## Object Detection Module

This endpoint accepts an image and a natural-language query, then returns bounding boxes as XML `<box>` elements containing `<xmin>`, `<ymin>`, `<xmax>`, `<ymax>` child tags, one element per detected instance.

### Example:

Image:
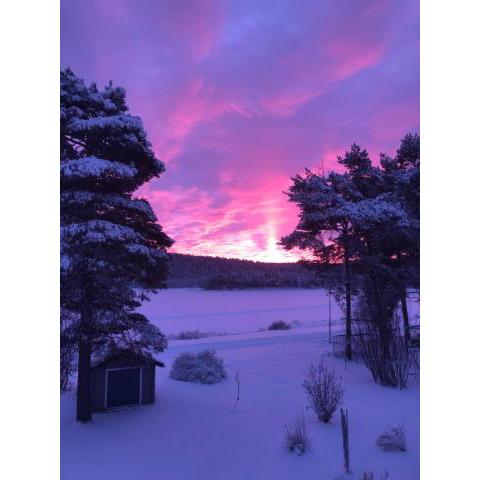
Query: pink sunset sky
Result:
<box><xmin>61</xmin><ymin>0</ymin><xmax>419</xmax><ymax>262</ymax></box>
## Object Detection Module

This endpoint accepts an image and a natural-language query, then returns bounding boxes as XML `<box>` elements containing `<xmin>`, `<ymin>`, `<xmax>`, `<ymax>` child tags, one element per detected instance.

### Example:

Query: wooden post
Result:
<box><xmin>341</xmin><ymin>408</ymin><xmax>350</xmax><ymax>473</ymax></box>
<box><xmin>234</xmin><ymin>370</ymin><xmax>241</xmax><ymax>408</ymax></box>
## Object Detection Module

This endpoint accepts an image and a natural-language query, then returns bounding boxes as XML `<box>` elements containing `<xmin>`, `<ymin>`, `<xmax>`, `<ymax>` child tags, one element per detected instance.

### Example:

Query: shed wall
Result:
<box><xmin>142</xmin><ymin>362</ymin><xmax>156</xmax><ymax>404</ymax></box>
<box><xmin>90</xmin><ymin>368</ymin><xmax>107</xmax><ymax>412</ymax></box>
<box><xmin>90</xmin><ymin>355</ymin><xmax>157</xmax><ymax>412</ymax></box>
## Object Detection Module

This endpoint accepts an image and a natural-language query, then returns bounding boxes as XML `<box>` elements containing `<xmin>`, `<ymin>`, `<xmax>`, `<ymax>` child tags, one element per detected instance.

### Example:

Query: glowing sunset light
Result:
<box><xmin>61</xmin><ymin>0</ymin><xmax>419</xmax><ymax>262</ymax></box>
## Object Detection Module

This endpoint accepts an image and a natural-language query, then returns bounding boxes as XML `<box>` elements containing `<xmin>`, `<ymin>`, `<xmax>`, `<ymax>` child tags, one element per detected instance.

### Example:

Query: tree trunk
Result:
<box><xmin>76</xmin><ymin>337</ymin><xmax>92</xmax><ymax>422</ymax></box>
<box><xmin>344</xmin><ymin>254</ymin><xmax>352</xmax><ymax>360</ymax></box>
<box><xmin>400</xmin><ymin>290</ymin><xmax>410</xmax><ymax>345</ymax></box>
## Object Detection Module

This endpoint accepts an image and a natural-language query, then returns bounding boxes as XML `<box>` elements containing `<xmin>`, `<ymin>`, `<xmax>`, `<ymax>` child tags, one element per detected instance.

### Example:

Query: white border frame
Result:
<box><xmin>104</xmin><ymin>366</ymin><xmax>143</xmax><ymax>409</ymax></box>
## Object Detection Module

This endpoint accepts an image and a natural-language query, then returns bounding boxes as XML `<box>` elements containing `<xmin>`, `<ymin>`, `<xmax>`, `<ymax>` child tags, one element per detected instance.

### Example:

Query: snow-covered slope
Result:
<box><xmin>137</xmin><ymin>288</ymin><xmax>419</xmax><ymax>336</ymax></box>
<box><xmin>61</xmin><ymin>327</ymin><xmax>419</xmax><ymax>479</ymax></box>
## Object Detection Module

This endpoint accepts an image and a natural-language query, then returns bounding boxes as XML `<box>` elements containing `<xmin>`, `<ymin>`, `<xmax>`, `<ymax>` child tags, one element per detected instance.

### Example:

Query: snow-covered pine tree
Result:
<box><xmin>280</xmin><ymin>144</ymin><xmax>412</xmax><ymax>358</ymax></box>
<box><xmin>60</xmin><ymin>69</ymin><xmax>173</xmax><ymax>422</ymax></box>
<box><xmin>379</xmin><ymin>133</ymin><xmax>420</xmax><ymax>340</ymax></box>
<box><xmin>279</xmin><ymin>164</ymin><xmax>362</xmax><ymax>359</ymax></box>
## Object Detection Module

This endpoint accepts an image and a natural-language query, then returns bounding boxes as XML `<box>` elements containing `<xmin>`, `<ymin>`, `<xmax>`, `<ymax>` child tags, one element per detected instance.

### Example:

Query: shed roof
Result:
<box><xmin>91</xmin><ymin>349</ymin><xmax>165</xmax><ymax>369</ymax></box>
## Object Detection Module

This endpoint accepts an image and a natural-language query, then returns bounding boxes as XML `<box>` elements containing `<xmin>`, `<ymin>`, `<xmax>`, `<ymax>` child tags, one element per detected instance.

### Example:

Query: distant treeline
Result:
<box><xmin>167</xmin><ymin>253</ymin><xmax>327</xmax><ymax>289</ymax></box>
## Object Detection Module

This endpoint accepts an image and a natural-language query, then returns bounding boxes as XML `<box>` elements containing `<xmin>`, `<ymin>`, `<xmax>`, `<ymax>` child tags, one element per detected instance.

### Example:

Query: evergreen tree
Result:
<box><xmin>279</xmin><ymin>159</ymin><xmax>362</xmax><ymax>359</ymax></box>
<box><xmin>379</xmin><ymin>133</ymin><xmax>420</xmax><ymax>340</ymax></box>
<box><xmin>280</xmin><ymin>142</ymin><xmax>415</xmax><ymax>357</ymax></box>
<box><xmin>60</xmin><ymin>69</ymin><xmax>173</xmax><ymax>422</ymax></box>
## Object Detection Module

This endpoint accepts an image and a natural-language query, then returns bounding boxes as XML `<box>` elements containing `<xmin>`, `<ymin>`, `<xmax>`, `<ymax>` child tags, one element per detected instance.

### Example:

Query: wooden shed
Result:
<box><xmin>90</xmin><ymin>349</ymin><xmax>164</xmax><ymax>412</ymax></box>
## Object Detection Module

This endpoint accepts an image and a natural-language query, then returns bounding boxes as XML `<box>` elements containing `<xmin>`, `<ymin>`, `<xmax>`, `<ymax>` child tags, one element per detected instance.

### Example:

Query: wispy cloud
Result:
<box><xmin>62</xmin><ymin>0</ymin><xmax>419</xmax><ymax>261</ymax></box>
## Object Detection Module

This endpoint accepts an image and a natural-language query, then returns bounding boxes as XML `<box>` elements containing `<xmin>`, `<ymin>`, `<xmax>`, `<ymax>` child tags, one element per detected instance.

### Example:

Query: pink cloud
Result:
<box><xmin>62</xmin><ymin>0</ymin><xmax>419</xmax><ymax>261</ymax></box>
<box><xmin>138</xmin><ymin>175</ymin><xmax>302</xmax><ymax>262</ymax></box>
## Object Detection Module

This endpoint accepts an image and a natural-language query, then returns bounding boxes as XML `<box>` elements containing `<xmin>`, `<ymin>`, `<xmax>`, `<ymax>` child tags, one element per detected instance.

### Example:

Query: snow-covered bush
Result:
<box><xmin>170</xmin><ymin>350</ymin><xmax>227</xmax><ymax>384</ymax></box>
<box><xmin>176</xmin><ymin>330</ymin><xmax>207</xmax><ymax>340</ymax></box>
<box><xmin>376</xmin><ymin>425</ymin><xmax>407</xmax><ymax>452</ymax></box>
<box><xmin>303</xmin><ymin>359</ymin><xmax>344</xmax><ymax>423</ymax></box>
<box><xmin>169</xmin><ymin>331</ymin><xmax>227</xmax><ymax>341</ymax></box>
<box><xmin>334</xmin><ymin>471</ymin><xmax>389</xmax><ymax>480</ymax></box>
<box><xmin>284</xmin><ymin>414</ymin><xmax>311</xmax><ymax>455</ymax></box>
<box><xmin>267</xmin><ymin>321</ymin><xmax>291</xmax><ymax>331</ymax></box>
<box><xmin>358</xmin><ymin>471</ymin><xmax>389</xmax><ymax>480</ymax></box>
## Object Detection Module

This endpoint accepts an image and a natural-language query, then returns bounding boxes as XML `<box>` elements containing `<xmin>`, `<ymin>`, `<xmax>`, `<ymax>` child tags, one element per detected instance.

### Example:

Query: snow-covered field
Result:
<box><xmin>61</xmin><ymin>325</ymin><xmax>419</xmax><ymax>479</ymax></box>
<box><xmin>137</xmin><ymin>288</ymin><xmax>420</xmax><ymax>336</ymax></box>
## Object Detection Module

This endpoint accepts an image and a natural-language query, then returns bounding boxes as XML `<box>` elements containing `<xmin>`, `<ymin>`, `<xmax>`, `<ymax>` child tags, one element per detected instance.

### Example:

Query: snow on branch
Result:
<box><xmin>68</xmin><ymin>114</ymin><xmax>143</xmax><ymax>134</ymax></box>
<box><xmin>61</xmin><ymin>220</ymin><xmax>168</xmax><ymax>265</ymax></box>
<box><xmin>61</xmin><ymin>220</ymin><xmax>144</xmax><ymax>245</ymax></box>
<box><xmin>339</xmin><ymin>197</ymin><xmax>410</xmax><ymax>227</ymax></box>
<box><xmin>61</xmin><ymin>191</ymin><xmax>156</xmax><ymax>221</ymax></box>
<box><xmin>125</xmin><ymin>243</ymin><xmax>168</xmax><ymax>263</ymax></box>
<box><xmin>61</xmin><ymin>156</ymin><xmax>137</xmax><ymax>179</ymax></box>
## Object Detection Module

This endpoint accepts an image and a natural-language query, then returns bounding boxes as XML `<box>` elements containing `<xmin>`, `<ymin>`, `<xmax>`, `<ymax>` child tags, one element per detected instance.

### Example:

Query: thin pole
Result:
<box><xmin>328</xmin><ymin>290</ymin><xmax>332</xmax><ymax>343</ymax></box>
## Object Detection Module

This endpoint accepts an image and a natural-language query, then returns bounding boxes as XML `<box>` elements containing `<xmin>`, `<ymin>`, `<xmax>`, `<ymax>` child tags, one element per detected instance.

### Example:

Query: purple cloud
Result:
<box><xmin>61</xmin><ymin>0</ymin><xmax>419</xmax><ymax>261</ymax></box>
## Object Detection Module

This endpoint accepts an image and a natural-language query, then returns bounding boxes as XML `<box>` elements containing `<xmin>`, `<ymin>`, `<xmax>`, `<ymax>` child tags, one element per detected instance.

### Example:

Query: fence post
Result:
<box><xmin>341</xmin><ymin>408</ymin><xmax>350</xmax><ymax>473</ymax></box>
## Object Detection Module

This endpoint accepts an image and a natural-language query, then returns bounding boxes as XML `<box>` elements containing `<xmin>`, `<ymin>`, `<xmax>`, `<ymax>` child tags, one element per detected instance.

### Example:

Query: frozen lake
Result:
<box><xmin>138</xmin><ymin>288</ymin><xmax>420</xmax><ymax>336</ymax></box>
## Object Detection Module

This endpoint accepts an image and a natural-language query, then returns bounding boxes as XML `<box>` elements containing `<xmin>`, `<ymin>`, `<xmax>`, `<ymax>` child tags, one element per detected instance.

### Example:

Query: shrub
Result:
<box><xmin>176</xmin><ymin>330</ymin><xmax>206</xmax><ymax>340</ymax></box>
<box><xmin>334</xmin><ymin>471</ymin><xmax>389</xmax><ymax>480</ymax></box>
<box><xmin>60</xmin><ymin>341</ymin><xmax>75</xmax><ymax>391</ymax></box>
<box><xmin>358</xmin><ymin>471</ymin><xmax>389</xmax><ymax>480</ymax></box>
<box><xmin>376</xmin><ymin>425</ymin><xmax>407</xmax><ymax>452</ymax></box>
<box><xmin>60</xmin><ymin>310</ymin><xmax>77</xmax><ymax>392</ymax></box>
<box><xmin>354</xmin><ymin>323</ymin><xmax>410</xmax><ymax>388</ymax></box>
<box><xmin>353</xmin><ymin>279</ymin><xmax>411</xmax><ymax>388</ymax></box>
<box><xmin>267</xmin><ymin>320</ymin><xmax>291</xmax><ymax>331</ymax></box>
<box><xmin>303</xmin><ymin>359</ymin><xmax>344</xmax><ymax>423</ymax></box>
<box><xmin>170</xmin><ymin>350</ymin><xmax>227</xmax><ymax>384</ymax></box>
<box><xmin>410</xmin><ymin>335</ymin><xmax>420</xmax><ymax>348</ymax></box>
<box><xmin>409</xmin><ymin>327</ymin><xmax>420</xmax><ymax>348</ymax></box>
<box><xmin>169</xmin><ymin>331</ymin><xmax>227</xmax><ymax>341</ymax></box>
<box><xmin>284</xmin><ymin>414</ymin><xmax>311</xmax><ymax>455</ymax></box>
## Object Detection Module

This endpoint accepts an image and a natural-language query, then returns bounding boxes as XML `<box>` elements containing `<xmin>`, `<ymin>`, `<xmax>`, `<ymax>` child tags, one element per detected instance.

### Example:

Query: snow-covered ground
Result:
<box><xmin>137</xmin><ymin>288</ymin><xmax>420</xmax><ymax>336</ymax></box>
<box><xmin>61</xmin><ymin>325</ymin><xmax>419</xmax><ymax>479</ymax></box>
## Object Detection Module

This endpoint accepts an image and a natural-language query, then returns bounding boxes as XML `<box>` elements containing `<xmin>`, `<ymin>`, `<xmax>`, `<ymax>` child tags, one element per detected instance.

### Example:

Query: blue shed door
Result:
<box><xmin>106</xmin><ymin>368</ymin><xmax>141</xmax><ymax>408</ymax></box>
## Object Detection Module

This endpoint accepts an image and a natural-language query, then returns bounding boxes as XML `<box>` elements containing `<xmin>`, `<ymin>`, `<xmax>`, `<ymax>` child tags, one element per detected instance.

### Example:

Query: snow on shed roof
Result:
<box><xmin>91</xmin><ymin>349</ymin><xmax>164</xmax><ymax>369</ymax></box>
